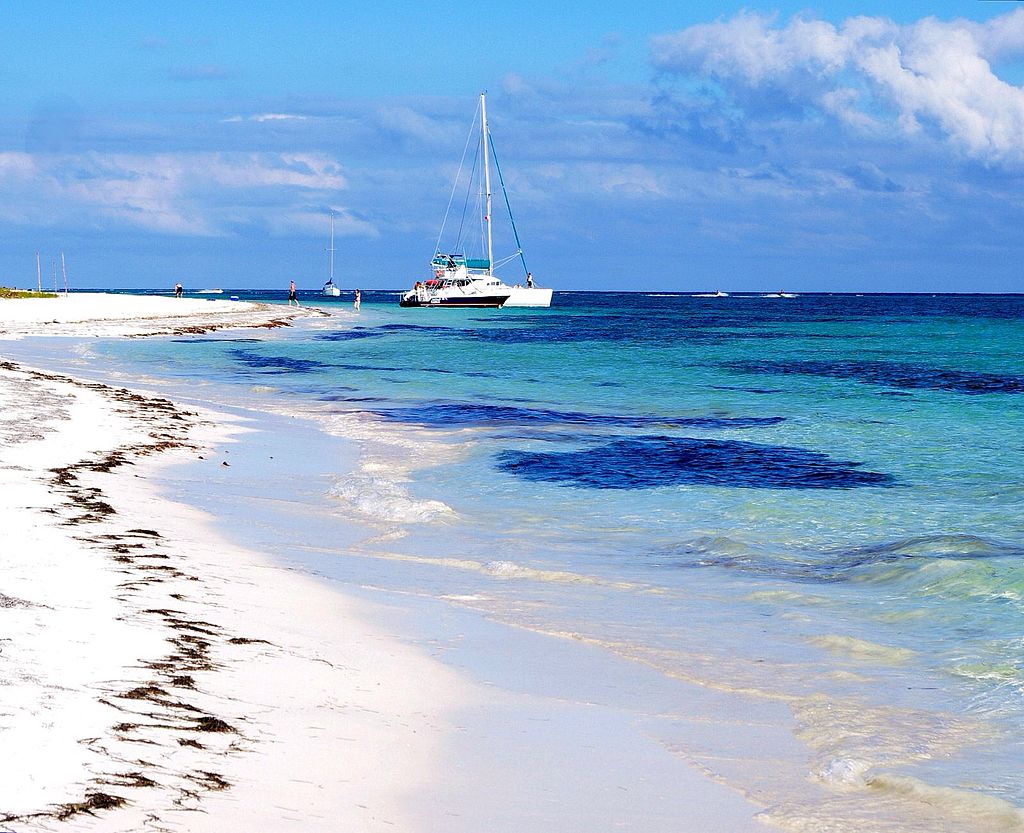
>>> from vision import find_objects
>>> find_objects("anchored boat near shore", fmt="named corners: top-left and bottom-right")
top-left (322, 212), bottom-right (341, 297)
top-left (400, 93), bottom-right (552, 309)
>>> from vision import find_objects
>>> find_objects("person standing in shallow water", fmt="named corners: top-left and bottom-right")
top-left (288, 280), bottom-right (299, 307)
top-left (353, 289), bottom-right (361, 311)
top-left (174, 282), bottom-right (183, 298)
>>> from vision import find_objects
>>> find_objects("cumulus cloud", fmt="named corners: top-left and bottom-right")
top-left (651, 8), bottom-right (1024, 163)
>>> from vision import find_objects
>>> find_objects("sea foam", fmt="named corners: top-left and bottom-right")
top-left (328, 474), bottom-right (454, 524)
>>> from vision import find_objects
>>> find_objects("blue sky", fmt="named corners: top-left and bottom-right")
top-left (1, 1), bottom-right (1022, 292)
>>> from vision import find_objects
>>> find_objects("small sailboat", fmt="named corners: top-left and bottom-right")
top-left (322, 212), bottom-right (341, 297)
top-left (400, 93), bottom-right (552, 308)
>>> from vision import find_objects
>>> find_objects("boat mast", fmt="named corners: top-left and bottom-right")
top-left (35, 251), bottom-right (41, 292)
top-left (328, 211), bottom-right (335, 281)
top-left (61, 252), bottom-right (68, 295)
top-left (480, 92), bottom-right (493, 275)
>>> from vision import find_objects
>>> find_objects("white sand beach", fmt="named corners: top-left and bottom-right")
top-left (0, 292), bottom-right (324, 340)
top-left (0, 293), bottom-right (772, 832)
top-left (0, 325), bottom-right (459, 830)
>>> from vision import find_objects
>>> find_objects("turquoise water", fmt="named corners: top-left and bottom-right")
top-left (24, 291), bottom-right (1024, 830)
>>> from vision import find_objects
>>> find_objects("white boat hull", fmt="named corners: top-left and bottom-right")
top-left (322, 285), bottom-right (341, 297)
top-left (502, 286), bottom-right (553, 307)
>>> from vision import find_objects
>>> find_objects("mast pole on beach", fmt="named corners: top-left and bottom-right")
top-left (480, 91), bottom-right (493, 276)
top-left (51, 258), bottom-right (57, 293)
top-left (35, 251), bottom-right (41, 292)
top-left (60, 252), bottom-right (68, 296)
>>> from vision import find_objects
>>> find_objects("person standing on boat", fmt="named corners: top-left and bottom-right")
top-left (288, 280), bottom-right (299, 307)
top-left (353, 289), bottom-right (361, 311)
top-left (174, 282), bottom-right (183, 298)
top-left (526, 273), bottom-right (534, 288)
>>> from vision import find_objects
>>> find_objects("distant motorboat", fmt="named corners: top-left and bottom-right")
top-left (197, 288), bottom-right (223, 294)
top-left (322, 212), bottom-right (342, 297)
top-left (762, 290), bottom-right (798, 298)
top-left (692, 290), bottom-right (729, 298)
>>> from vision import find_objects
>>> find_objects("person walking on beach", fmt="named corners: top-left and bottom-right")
top-left (353, 288), bottom-right (361, 311)
top-left (174, 282), bottom-right (183, 298)
top-left (288, 280), bottom-right (299, 307)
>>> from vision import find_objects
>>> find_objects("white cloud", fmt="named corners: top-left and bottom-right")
top-left (374, 105), bottom-right (452, 146)
top-left (274, 208), bottom-right (378, 238)
top-left (221, 113), bottom-right (309, 123)
top-left (0, 151), bottom-right (365, 237)
top-left (0, 152), bottom-right (37, 179)
top-left (518, 161), bottom-right (665, 200)
top-left (972, 9), bottom-right (1024, 60)
top-left (252, 113), bottom-right (307, 122)
top-left (651, 8), bottom-right (1024, 163)
top-left (652, 12), bottom-right (850, 83)
top-left (204, 153), bottom-right (346, 189)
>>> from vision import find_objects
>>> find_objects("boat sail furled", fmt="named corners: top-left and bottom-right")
top-left (322, 212), bottom-right (341, 297)
top-left (400, 93), bottom-right (552, 308)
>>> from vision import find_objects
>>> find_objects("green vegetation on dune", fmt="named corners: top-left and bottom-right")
top-left (0, 287), bottom-right (59, 299)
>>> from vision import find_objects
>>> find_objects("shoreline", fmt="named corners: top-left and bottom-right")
top-left (0, 292), bottom-right (323, 340)
top-left (0, 357), bottom-right (463, 830)
top-left (0, 293), bottom-right (777, 831)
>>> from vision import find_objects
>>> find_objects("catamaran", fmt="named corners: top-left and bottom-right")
top-left (400, 93), bottom-right (552, 308)
top-left (322, 212), bottom-right (341, 297)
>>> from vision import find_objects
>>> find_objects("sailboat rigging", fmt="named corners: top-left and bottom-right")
top-left (322, 212), bottom-right (341, 296)
top-left (400, 93), bottom-right (552, 308)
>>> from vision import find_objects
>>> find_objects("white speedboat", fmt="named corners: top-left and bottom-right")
top-left (322, 212), bottom-right (342, 296)
top-left (692, 290), bottom-right (729, 298)
top-left (400, 93), bottom-right (552, 309)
